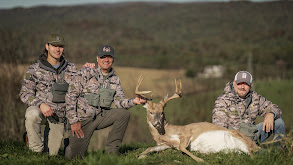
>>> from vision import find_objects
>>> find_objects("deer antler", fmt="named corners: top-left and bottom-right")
top-left (135, 75), bottom-right (152, 99)
top-left (163, 77), bottom-right (182, 104)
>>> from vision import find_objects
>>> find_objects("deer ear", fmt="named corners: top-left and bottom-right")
top-left (143, 103), bottom-right (148, 109)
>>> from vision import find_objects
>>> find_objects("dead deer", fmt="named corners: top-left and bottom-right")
top-left (135, 76), bottom-right (260, 162)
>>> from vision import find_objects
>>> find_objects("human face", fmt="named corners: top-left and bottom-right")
top-left (46, 44), bottom-right (64, 61)
top-left (233, 81), bottom-right (252, 98)
top-left (97, 55), bottom-right (114, 73)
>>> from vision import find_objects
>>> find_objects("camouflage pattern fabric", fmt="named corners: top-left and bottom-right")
top-left (19, 54), bottom-right (77, 121)
top-left (66, 66), bottom-right (135, 125)
top-left (212, 82), bottom-right (282, 130)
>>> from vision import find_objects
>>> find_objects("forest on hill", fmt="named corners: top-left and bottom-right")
top-left (1, 1), bottom-right (292, 79)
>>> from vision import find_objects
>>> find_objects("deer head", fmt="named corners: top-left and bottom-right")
top-left (135, 75), bottom-right (182, 135)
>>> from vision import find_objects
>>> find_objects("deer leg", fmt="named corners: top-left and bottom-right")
top-left (138, 144), bottom-right (170, 159)
top-left (178, 137), bottom-right (204, 162)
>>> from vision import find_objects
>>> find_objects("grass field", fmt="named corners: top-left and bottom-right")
top-left (1, 138), bottom-right (292, 165)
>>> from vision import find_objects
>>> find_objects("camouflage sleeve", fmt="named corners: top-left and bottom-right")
top-left (113, 78), bottom-right (135, 109)
top-left (19, 65), bottom-right (43, 107)
top-left (258, 94), bottom-right (282, 119)
top-left (69, 63), bottom-right (78, 78)
top-left (66, 75), bottom-right (81, 125)
top-left (65, 68), bottom-right (93, 125)
top-left (212, 98), bottom-right (229, 128)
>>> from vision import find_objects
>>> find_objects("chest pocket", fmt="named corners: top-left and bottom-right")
top-left (85, 88), bottom-right (116, 108)
top-left (85, 93), bottom-right (100, 107)
top-left (99, 88), bottom-right (116, 108)
top-left (52, 82), bottom-right (69, 103)
top-left (51, 71), bottom-right (69, 103)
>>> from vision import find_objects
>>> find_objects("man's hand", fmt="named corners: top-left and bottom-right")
top-left (263, 113), bottom-right (274, 132)
top-left (133, 96), bottom-right (147, 105)
top-left (83, 62), bottom-right (95, 68)
top-left (40, 103), bottom-right (54, 117)
top-left (71, 122), bottom-right (84, 138)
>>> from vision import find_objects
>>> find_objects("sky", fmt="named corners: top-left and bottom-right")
top-left (0, 0), bottom-right (273, 9)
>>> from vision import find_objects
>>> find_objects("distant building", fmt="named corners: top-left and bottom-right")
top-left (198, 65), bottom-right (225, 78)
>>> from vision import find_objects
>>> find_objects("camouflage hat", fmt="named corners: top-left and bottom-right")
top-left (234, 71), bottom-right (253, 86)
top-left (98, 44), bottom-right (114, 58)
top-left (47, 34), bottom-right (65, 46)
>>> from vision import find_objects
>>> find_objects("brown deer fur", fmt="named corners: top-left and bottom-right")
top-left (136, 76), bottom-right (260, 162)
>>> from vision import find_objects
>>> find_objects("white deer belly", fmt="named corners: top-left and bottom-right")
top-left (190, 130), bottom-right (249, 154)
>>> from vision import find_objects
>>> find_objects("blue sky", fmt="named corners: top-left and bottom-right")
top-left (0, 0), bottom-right (273, 9)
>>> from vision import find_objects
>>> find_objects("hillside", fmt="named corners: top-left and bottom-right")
top-left (1, 1), bottom-right (293, 79)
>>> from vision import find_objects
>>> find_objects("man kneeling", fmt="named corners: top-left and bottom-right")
top-left (65, 44), bottom-right (146, 159)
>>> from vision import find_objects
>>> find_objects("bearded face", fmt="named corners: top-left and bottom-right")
top-left (233, 81), bottom-right (252, 98)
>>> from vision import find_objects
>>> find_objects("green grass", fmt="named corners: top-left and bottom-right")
top-left (1, 140), bottom-right (292, 165)
top-left (0, 141), bottom-right (80, 165)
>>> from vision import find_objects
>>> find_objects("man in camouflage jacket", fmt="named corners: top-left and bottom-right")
top-left (19, 34), bottom-right (77, 155)
top-left (212, 71), bottom-right (285, 144)
top-left (65, 44), bottom-right (146, 159)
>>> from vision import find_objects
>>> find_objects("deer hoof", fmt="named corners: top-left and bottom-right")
top-left (138, 155), bottom-right (147, 159)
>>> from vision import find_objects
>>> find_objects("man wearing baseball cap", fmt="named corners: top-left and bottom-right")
top-left (19, 33), bottom-right (77, 155)
top-left (212, 71), bottom-right (285, 145)
top-left (65, 44), bottom-right (146, 159)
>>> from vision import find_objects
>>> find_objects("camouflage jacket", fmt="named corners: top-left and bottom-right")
top-left (19, 54), bottom-right (77, 120)
top-left (66, 66), bottom-right (135, 125)
top-left (212, 82), bottom-right (282, 130)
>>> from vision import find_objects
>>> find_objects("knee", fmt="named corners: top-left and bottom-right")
top-left (122, 109), bottom-right (130, 119)
top-left (274, 118), bottom-right (285, 130)
top-left (25, 106), bottom-right (41, 122)
top-left (117, 108), bottom-right (130, 120)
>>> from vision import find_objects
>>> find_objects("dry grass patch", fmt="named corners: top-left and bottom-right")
top-left (113, 66), bottom-right (202, 98)
top-left (18, 64), bottom-right (203, 98)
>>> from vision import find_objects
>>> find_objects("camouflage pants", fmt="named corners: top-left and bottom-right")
top-left (65, 108), bottom-right (130, 159)
top-left (25, 106), bottom-right (64, 155)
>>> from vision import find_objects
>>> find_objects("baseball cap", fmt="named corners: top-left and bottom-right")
top-left (47, 34), bottom-right (65, 46)
top-left (98, 44), bottom-right (114, 58)
top-left (234, 71), bottom-right (253, 86)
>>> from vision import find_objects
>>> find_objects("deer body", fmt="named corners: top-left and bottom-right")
top-left (148, 119), bottom-right (254, 152)
top-left (136, 76), bottom-right (259, 162)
